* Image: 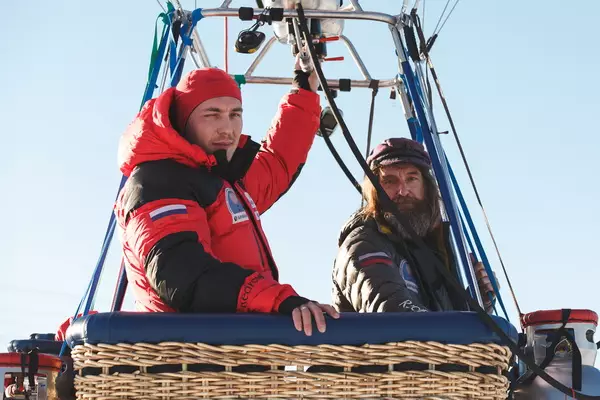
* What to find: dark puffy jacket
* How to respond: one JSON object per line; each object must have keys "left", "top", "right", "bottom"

{"left": 114, "top": 85, "right": 320, "bottom": 314}
{"left": 332, "top": 212, "right": 469, "bottom": 313}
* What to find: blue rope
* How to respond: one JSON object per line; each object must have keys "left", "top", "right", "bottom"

{"left": 58, "top": 274, "right": 94, "bottom": 356}
{"left": 414, "top": 62, "right": 506, "bottom": 315}
{"left": 458, "top": 207, "right": 498, "bottom": 315}
{"left": 404, "top": 46, "right": 509, "bottom": 321}
{"left": 109, "top": 19, "right": 173, "bottom": 313}
{"left": 445, "top": 155, "right": 510, "bottom": 321}
{"left": 396, "top": 72, "right": 423, "bottom": 143}
{"left": 401, "top": 59, "right": 479, "bottom": 301}
{"left": 395, "top": 73, "right": 465, "bottom": 291}
{"left": 144, "top": 17, "right": 171, "bottom": 105}
{"left": 59, "top": 12, "right": 173, "bottom": 355}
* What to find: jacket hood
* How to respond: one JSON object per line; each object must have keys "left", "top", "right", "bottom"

{"left": 118, "top": 88, "right": 220, "bottom": 177}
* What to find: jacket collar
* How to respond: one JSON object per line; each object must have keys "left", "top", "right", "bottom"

{"left": 118, "top": 88, "right": 260, "bottom": 181}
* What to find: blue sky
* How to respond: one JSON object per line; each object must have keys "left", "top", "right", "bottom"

{"left": 1, "top": 0, "right": 599, "bottom": 354}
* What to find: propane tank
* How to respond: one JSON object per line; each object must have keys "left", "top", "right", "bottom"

{"left": 514, "top": 309, "right": 600, "bottom": 399}
{"left": 1, "top": 352, "right": 62, "bottom": 400}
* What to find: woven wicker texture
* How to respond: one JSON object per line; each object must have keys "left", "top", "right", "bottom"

{"left": 72, "top": 341, "right": 511, "bottom": 399}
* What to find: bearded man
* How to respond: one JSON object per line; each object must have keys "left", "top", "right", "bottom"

{"left": 331, "top": 138, "right": 496, "bottom": 313}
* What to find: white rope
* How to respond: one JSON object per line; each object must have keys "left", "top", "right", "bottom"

{"left": 155, "top": 0, "right": 167, "bottom": 13}
{"left": 436, "top": 0, "right": 461, "bottom": 36}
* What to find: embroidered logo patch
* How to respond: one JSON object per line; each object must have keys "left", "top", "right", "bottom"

{"left": 225, "top": 187, "right": 249, "bottom": 224}
{"left": 400, "top": 259, "right": 419, "bottom": 294}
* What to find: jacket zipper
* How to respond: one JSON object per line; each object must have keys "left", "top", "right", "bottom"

{"left": 231, "top": 184, "right": 279, "bottom": 280}
{"left": 250, "top": 229, "right": 267, "bottom": 267}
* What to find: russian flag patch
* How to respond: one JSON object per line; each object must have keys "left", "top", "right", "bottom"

{"left": 149, "top": 204, "right": 187, "bottom": 221}
{"left": 357, "top": 252, "right": 393, "bottom": 267}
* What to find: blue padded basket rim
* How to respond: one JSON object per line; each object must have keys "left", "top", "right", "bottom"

{"left": 66, "top": 311, "right": 518, "bottom": 348}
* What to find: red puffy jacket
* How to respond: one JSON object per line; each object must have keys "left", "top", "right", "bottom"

{"left": 114, "top": 86, "right": 320, "bottom": 314}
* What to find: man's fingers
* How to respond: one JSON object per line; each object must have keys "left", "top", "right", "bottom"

{"left": 292, "top": 302, "right": 341, "bottom": 336}
{"left": 319, "top": 304, "right": 340, "bottom": 319}
{"left": 479, "top": 278, "right": 492, "bottom": 291}
{"left": 292, "top": 308, "right": 303, "bottom": 332}
{"left": 475, "top": 264, "right": 489, "bottom": 280}
{"left": 308, "top": 302, "right": 327, "bottom": 333}
{"left": 474, "top": 262, "right": 502, "bottom": 293}
{"left": 291, "top": 304, "right": 313, "bottom": 336}
{"left": 301, "top": 305, "right": 313, "bottom": 336}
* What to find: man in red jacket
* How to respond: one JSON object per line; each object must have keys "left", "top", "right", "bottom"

{"left": 114, "top": 55, "right": 338, "bottom": 336}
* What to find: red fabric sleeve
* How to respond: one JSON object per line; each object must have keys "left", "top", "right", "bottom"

{"left": 242, "top": 89, "right": 321, "bottom": 213}
{"left": 237, "top": 272, "right": 300, "bottom": 313}
{"left": 124, "top": 198, "right": 214, "bottom": 264}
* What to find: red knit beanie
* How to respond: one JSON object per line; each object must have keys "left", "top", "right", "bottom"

{"left": 172, "top": 68, "right": 242, "bottom": 132}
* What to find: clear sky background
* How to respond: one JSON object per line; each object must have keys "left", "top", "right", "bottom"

{"left": 1, "top": 0, "right": 598, "bottom": 355}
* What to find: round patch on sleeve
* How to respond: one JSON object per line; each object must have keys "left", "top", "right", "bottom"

{"left": 225, "top": 187, "right": 249, "bottom": 224}
{"left": 400, "top": 259, "right": 419, "bottom": 294}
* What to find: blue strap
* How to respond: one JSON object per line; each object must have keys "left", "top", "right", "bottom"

{"left": 396, "top": 73, "right": 423, "bottom": 143}
{"left": 60, "top": 8, "right": 173, "bottom": 355}
{"left": 181, "top": 9, "right": 204, "bottom": 46}
{"left": 169, "top": 8, "right": 204, "bottom": 87}
{"left": 445, "top": 154, "right": 509, "bottom": 321}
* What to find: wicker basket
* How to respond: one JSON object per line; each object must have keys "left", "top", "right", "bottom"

{"left": 71, "top": 340, "right": 511, "bottom": 399}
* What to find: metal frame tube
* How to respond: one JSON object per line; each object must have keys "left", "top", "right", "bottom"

{"left": 291, "top": 18, "right": 308, "bottom": 58}
{"left": 186, "top": 7, "right": 395, "bottom": 84}
{"left": 216, "top": 0, "right": 366, "bottom": 12}
{"left": 192, "top": 29, "right": 212, "bottom": 67}
{"left": 240, "top": 33, "right": 375, "bottom": 83}
{"left": 159, "top": 53, "right": 170, "bottom": 92}
{"left": 339, "top": 35, "right": 371, "bottom": 80}
{"left": 245, "top": 36, "right": 277, "bottom": 76}
{"left": 395, "top": 79, "right": 422, "bottom": 142}
{"left": 241, "top": 76, "right": 396, "bottom": 88}
{"left": 199, "top": 8, "right": 397, "bottom": 26}
{"left": 189, "top": 48, "right": 203, "bottom": 69}
{"left": 349, "top": 0, "right": 364, "bottom": 12}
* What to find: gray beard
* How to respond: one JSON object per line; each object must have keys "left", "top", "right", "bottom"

{"left": 382, "top": 204, "right": 435, "bottom": 239}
